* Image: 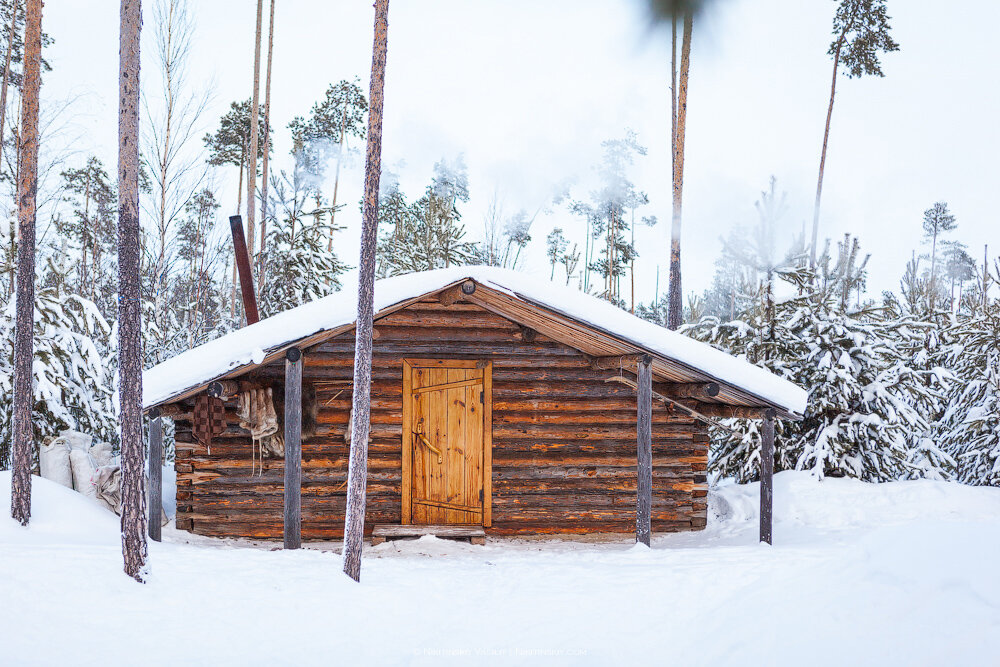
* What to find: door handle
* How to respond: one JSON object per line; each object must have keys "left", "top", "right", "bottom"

{"left": 414, "top": 431, "right": 444, "bottom": 464}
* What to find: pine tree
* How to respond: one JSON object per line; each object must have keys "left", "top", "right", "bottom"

{"left": 810, "top": 0, "right": 899, "bottom": 266}
{"left": 569, "top": 131, "right": 651, "bottom": 303}
{"left": 546, "top": 227, "right": 568, "bottom": 280}
{"left": 686, "top": 230, "right": 945, "bottom": 482}
{"left": 9, "top": 0, "right": 41, "bottom": 526}
{"left": 344, "top": 0, "right": 389, "bottom": 583}
{"left": 376, "top": 161, "right": 476, "bottom": 277}
{"left": 117, "top": 0, "right": 148, "bottom": 582}
{"left": 936, "top": 267, "right": 1000, "bottom": 485}
{"left": 56, "top": 157, "right": 118, "bottom": 315}
{"left": 921, "top": 201, "right": 957, "bottom": 311}
{"left": 0, "top": 284, "right": 117, "bottom": 466}
{"left": 257, "top": 0, "right": 275, "bottom": 265}
{"left": 667, "top": 9, "right": 692, "bottom": 329}
{"left": 245, "top": 0, "right": 265, "bottom": 274}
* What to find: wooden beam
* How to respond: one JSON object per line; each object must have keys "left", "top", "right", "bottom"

{"left": 760, "top": 408, "right": 776, "bottom": 545}
{"left": 207, "top": 379, "right": 267, "bottom": 400}
{"left": 590, "top": 354, "right": 645, "bottom": 371}
{"left": 659, "top": 381, "right": 720, "bottom": 400}
{"left": 148, "top": 409, "right": 162, "bottom": 542}
{"left": 437, "top": 280, "right": 476, "bottom": 306}
{"left": 636, "top": 354, "right": 652, "bottom": 546}
{"left": 284, "top": 347, "right": 303, "bottom": 549}
{"left": 679, "top": 402, "right": 770, "bottom": 420}
{"left": 156, "top": 403, "right": 189, "bottom": 419}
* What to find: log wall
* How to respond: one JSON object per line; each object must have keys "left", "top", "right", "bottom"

{"left": 173, "top": 299, "right": 709, "bottom": 539}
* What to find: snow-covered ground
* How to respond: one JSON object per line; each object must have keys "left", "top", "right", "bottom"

{"left": 2, "top": 471, "right": 998, "bottom": 666}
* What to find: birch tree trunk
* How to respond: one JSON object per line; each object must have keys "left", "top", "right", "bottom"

{"left": 666, "top": 11, "right": 692, "bottom": 330}
{"left": 9, "top": 0, "right": 41, "bottom": 525}
{"left": 257, "top": 0, "right": 275, "bottom": 271}
{"left": 245, "top": 0, "right": 263, "bottom": 274}
{"left": 117, "top": 0, "right": 148, "bottom": 582}
{"left": 343, "top": 0, "right": 389, "bottom": 583}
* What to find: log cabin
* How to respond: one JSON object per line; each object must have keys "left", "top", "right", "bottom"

{"left": 142, "top": 267, "right": 806, "bottom": 545}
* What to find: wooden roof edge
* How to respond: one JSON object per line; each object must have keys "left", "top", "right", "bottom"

{"left": 142, "top": 279, "right": 473, "bottom": 411}
{"left": 470, "top": 284, "right": 803, "bottom": 421}
{"left": 144, "top": 276, "right": 804, "bottom": 422}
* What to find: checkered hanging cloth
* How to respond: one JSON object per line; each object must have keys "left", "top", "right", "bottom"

{"left": 193, "top": 394, "right": 226, "bottom": 453}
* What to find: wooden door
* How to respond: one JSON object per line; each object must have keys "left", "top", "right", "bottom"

{"left": 402, "top": 359, "right": 492, "bottom": 526}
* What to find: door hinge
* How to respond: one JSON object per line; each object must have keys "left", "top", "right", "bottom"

{"left": 480, "top": 390, "right": 484, "bottom": 403}
{"left": 479, "top": 488, "right": 484, "bottom": 502}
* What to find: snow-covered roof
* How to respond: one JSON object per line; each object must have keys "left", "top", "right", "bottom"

{"left": 143, "top": 266, "right": 807, "bottom": 415}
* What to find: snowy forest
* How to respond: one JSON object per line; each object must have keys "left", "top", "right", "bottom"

{"left": 0, "top": 0, "right": 997, "bottom": 499}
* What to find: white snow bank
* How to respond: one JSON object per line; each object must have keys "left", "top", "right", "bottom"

{"left": 3, "top": 470, "right": 999, "bottom": 665}
{"left": 143, "top": 266, "right": 807, "bottom": 414}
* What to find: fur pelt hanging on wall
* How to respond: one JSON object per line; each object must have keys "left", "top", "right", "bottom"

{"left": 236, "top": 382, "right": 318, "bottom": 460}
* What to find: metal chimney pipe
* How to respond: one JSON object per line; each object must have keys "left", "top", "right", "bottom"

{"left": 229, "top": 215, "right": 260, "bottom": 325}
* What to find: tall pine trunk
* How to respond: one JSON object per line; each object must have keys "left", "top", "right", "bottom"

{"left": 9, "top": 0, "right": 41, "bottom": 523}
{"left": 117, "top": 0, "right": 148, "bottom": 582}
{"left": 327, "top": 109, "right": 347, "bottom": 255}
{"left": 810, "top": 25, "right": 849, "bottom": 268}
{"left": 343, "top": 0, "right": 389, "bottom": 583}
{"left": 244, "top": 0, "right": 263, "bottom": 275}
{"left": 257, "top": 0, "right": 275, "bottom": 272}
{"left": 667, "top": 11, "right": 692, "bottom": 330}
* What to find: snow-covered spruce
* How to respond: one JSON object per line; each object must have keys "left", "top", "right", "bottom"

{"left": 0, "top": 288, "right": 116, "bottom": 465}
{"left": 684, "top": 255, "right": 949, "bottom": 483}
{"left": 936, "top": 308, "right": 1000, "bottom": 485}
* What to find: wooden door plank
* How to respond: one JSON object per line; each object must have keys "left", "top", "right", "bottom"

{"left": 466, "top": 380, "right": 483, "bottom": 519}
{"left": 401, "top": 359, "right": 413, "bottom": 525}
{"left": 483, "top": 361, "right": 493, "bottom": 528}
{"left": 428, "top": 368, "right": 448, "bottom": 523}
{"left": 412, "top": 377, "right": 483, "bottom": 394}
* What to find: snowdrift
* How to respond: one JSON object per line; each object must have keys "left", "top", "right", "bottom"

{"left": 2, "top": 471, "right": 998, "bottom": 666}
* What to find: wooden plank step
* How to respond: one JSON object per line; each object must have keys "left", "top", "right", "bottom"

{"left": 371, "top": 524, "right": 486, "bottom": 545}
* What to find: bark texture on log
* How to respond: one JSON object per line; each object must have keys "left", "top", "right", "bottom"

{"left": 343, "top": 0, "right": 389, "bottom": 582}
{"left": 9, "top": 0, "right": 42, "bottom": 526}
{"left": 636, "top": 355, "right": 653, "bottom": 545}
{"left": 148, "top": 413, "right": 163, "bottom": 542}
{"left": 759, "top": 409, "right": 775, "bottom": 545}
{"left": 284, "top": 348, "right": 303, "bottom": 549}
{"left": 117, "top": 0, "right": 148, "bottom": 582}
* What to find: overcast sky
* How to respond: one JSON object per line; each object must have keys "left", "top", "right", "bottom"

{"left": 40, "top": 0, "right": 999, "bottom": 304}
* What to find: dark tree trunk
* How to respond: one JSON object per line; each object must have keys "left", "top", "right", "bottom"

{"left": 343, "top": 0, "right": 390, "bottom": 582}
{"left": 148, "top": 411, "right": 162, "bottom": 542}
{"left": 283, "top": 348, "right": 302, "bottom": 550}
{"left": 9, "top": 0, "right": 41, "bottom": 524}
{"left": 759, "top": 409, "right": 775, "bottom": 544}
{"left": 635, "top": 355, "right": 653, "bottom": 545}
{"left": 667, "top": 11, "right": 692, "bottom": 330}
{"left": 117, "top": 0, "right": 148, "bottom": 582}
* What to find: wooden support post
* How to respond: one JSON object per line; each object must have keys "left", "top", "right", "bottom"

{"left": 636, "top": 354, "right": 653, "bottom": 546}
{"left": 284, "top": 347, "right": 303, "bottom": 549}
{"left": 148, "top": 408, "right": 162, "bottom": 542}
{"left": 760, "top": 408, "right": 776, "bottom": 545}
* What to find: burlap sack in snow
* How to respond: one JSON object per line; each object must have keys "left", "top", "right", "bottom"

{"left": 61, "top": 430, "right": 96, "bottom": 499}
{"left": 93, "top": 464, "right": 169, "bottom": 526}
{"left": 39, "top": 437, "right": 74, "bottom": 488}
